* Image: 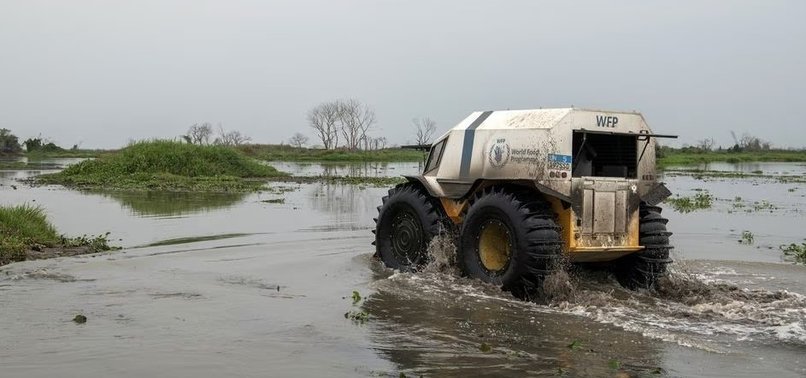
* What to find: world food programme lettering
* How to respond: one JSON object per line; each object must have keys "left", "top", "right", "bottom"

{"left": 596, "top": 115, "right": 619, "bottom": 128}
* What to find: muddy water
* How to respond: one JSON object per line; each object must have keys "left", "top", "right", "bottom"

{"left": 1, "top": 162, "right": 805, "bottom": 377}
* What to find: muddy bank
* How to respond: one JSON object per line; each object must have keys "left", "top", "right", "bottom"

{"left": 1, "top": 244, "right": 116, "bottom": 267}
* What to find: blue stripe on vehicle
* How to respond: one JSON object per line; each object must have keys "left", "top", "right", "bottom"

{"left": 459, "top": 111, "right": 493, "bottom": 178}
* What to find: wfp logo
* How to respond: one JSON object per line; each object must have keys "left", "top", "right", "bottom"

{"left": 488, "top": 138, "right": 511, "bottom": 168}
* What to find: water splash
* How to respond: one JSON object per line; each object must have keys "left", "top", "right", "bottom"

{"left": 422, "top": 231, "right": 459, "bottom": 275}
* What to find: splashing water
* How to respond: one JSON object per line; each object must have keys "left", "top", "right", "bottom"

{"left": 422, "top": 231, "right": 459, "bottom": 275}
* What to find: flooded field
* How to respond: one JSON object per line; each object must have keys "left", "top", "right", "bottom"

{"left": 1, "top": 161, "right": 805, "bottom": 377}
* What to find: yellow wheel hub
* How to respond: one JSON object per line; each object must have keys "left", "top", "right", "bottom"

{"left": 478, "top": 221, "right": 511, "bottom": 272}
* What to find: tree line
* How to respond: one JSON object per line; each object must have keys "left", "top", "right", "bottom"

{"left": 1, "top": 102, "right": 439, "bottom": 154}
{"left": 303, "top": 98, "right": 436, "bottom": 150}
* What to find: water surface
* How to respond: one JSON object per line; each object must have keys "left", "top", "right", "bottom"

{"left": 1, "top": 161, "right": 804, "bottom": 377}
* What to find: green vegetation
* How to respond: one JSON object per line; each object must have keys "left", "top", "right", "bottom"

{"left": 779, "top": 243, "right": 806, "bottom": 263}
{"left": 729, "top": 197, "right": 779, "bottom": 213}
{"left": 237, "top": 144, "right": 424, "bottom": 162}
{"left": 344, "top": 310, "right": 370, "bottom": 324}
{"left": 665, "top": 191, "right": 713, "bottom": 213}
{"left": 0, "top": 204, "right": 116, "bottom": 266}
{"left": 739, "top": 231, "right": 754, "bottom": 245}
{"left": 344, "top": 289, "right": 370, "bottom": 324}
{"left": 658, "top": 148, "right": 806, "bottom": 167}
{"left": 0, "top": 204, "right": 58, "bottom": 262}
{"left": 37, "top": 140, "right": 287, "bottom": 192}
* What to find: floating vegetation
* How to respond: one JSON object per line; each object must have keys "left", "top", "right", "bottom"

{"left": 567, "top": 340, "right": 583, "bottom": 350}
{"left": 665, "top": 191, "right": 713, "bottom": 213}
{"left": 344, "top": 290, "right": 369, "bottom": 324}
{"left": 739, "top": 231, "right": 754, "bottom": 245}
{"left": 727, "top": 197, "right": 779, "bottom": 213}
{"left": 752, "top": 200, "right": 777, "bottom": 211}
{"left": 779, "top": 243, "right": 806, "bottom": 263}
{"left": 663, "top": 169, "right": 806, "bottom": 184}
{"left": 260, "top": 198, "right": 285, "bottom": 204}
{"left": 344, "top": 310, "right": 370, "bottom": 324}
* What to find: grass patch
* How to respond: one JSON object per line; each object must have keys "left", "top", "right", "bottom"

{"left": 665, "top": 191, "right": 713, "bottom": 213}
{"left": 658, "top": 149, "right": 806, "bottom": 167}
{"left": 0, "top": 204, "right": 116, "bottom": 265}
{"left": 237, "top": 144, "right": 425, "bottom": 162}
{"left": 37, "top": 140, "right": 287, "bottom": 192}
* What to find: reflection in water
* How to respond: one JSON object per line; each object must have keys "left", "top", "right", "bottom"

{"left": 307, "top": 183, "right": 380, "bottom": 228}
{"left": 269, "top": 161, "right": 423, "bottom": 178}
{"left": 98, "top": 191, "right": 248, "bottom": 217}
{"left": 666, "top": 161, "right": 806, "bottom": 176}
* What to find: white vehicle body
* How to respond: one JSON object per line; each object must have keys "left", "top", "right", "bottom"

{"left": 409, "top": 108, "right": 673, "bottom": 262}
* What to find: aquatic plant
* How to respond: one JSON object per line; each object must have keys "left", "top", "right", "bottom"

{"left": 665, "top": 191, "right": 714, "bottom": 213}
{"left": 739, "top": 231, "right": 754, "bottom": 245}
{"left": 344, "top": 310, "right": 370, "bottom": 324}
{"left": 779, "top": 243, "right": 806, "bottom": 263}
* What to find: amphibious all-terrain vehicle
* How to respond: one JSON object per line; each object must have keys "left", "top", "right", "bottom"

{"left": 374, "top": 108, "right": 676, "bottom": 296}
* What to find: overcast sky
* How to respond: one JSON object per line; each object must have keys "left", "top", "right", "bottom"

{"left": 1, "top": 1, "right": 804, "bottom": 149}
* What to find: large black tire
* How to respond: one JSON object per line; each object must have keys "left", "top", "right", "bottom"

{"left": 374, "top": 183, "right": 445, "bottom": 271}
{"left": 459, "top": 187, "right": 563, "bottom": 298}
{"left": 616, "top": 203, "right": 673, "bottom": 289}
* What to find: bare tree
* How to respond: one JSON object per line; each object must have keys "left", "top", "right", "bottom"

{"left": 413, "top": 117, "right": 436, "bottom": 145}
{"left": 186, "top": 123, "right": 213, "bottom": 145}
{"left": 308, "top": 102, "right": 341, "bottom": 149}
{"left": 289, "top": 132, "right": 309, "bottom": 148}
{"left": 214, "top": 124, "right": 251, "bottom": 146}
{"left": 739, "top": 133, "right": 770, "bottom": 151}
{"left": 338, "top": 99, "right": 376, "bottom": 150}
{"left": 370, "top": 136, "right": 387, "bottom": 150}
{"left": 696, "top": 138, "right": 716, "bottom": 152}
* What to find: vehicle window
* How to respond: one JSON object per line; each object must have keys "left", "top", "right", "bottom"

{"left": 424, "top": 138, "right": 447, "bottom": 173}
{"left": 571, "top": 132, "right": 637, "bottom": 178}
